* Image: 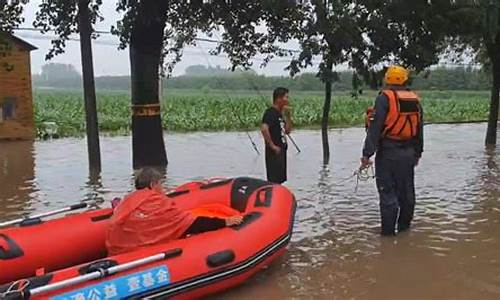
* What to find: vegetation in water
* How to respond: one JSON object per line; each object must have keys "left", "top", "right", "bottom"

{"left": 33, "top": 89, "right": 490, "bottom": 137}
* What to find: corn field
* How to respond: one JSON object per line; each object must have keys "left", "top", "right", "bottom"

{"left": 33, "top": 89, "right": 491, "bottom": 137}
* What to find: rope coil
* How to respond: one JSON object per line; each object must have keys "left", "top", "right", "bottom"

{"left": 354, "top": 165, "right": 375, "bottom": 193}
{"left": 307, "top": 165, "right": 375, "bottom": 199}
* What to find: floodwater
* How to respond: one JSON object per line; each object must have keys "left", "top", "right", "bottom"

{"left": 1, "top": 124, "right": 499, "bottom": 299}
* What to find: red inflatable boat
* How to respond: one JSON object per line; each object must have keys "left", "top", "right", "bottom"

{"left": 0, "top": 177, "right": 296, "bottom": 299}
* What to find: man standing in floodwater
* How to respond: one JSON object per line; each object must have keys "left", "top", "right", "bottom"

{"left": 261, "top": 87, "right": 292, "bottom": 184}
{"left": 361, "top": 66, "right": 424, "bottom": 236}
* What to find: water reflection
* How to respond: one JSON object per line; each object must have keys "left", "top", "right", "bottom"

{"left": 0, "top": 124, "right": 499, "bottom": 299}
{"left": 82, "top": 174, "right": 106, "bottom": 207}
{"left": 0, "top": 141, "right": 37, "bottom": 220}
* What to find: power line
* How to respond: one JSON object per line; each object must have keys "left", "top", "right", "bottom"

{"left": 14, "top": 31, "right": 322, "bottom": 64}
{"left": 15, "top": 33, "right": 118, "bottom": 46}
{"left": 14, "top": 27, "right": 302, "bottom": 53}
{"left": 13, "top": 27, "right": 483, "bottom": 68}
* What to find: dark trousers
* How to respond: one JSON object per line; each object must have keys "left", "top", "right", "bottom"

{"left": 265, "top": 149, "right": 287, "bottom": 184}
{"left": 375, "top": 146, "right": 416, "bottom": 235}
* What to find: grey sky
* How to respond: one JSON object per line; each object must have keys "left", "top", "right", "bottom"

{"left": 14, "top": 1, "right": 476, "bottom": 77}
{"left": 14, "top": 1, "right": 323, "bottom": 77}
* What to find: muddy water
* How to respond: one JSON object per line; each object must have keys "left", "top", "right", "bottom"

{"left": 1, "top": 124, "right": 499, "bottom": 299}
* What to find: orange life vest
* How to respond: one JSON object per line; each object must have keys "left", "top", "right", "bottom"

{"left": 365, "top": 89, "right": 421, "bottom": 141}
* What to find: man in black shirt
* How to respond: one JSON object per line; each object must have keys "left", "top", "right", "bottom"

{"left": 261, "top": 87, "right": 292, "bottom": 184}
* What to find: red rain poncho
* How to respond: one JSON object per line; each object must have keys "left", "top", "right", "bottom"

{"left": 106, "top": 189, "right": 196, "bottom": 255}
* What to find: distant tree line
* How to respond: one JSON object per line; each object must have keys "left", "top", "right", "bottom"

{"left": 33, "top": 64, "right": 491, "bottom": 92}
{"left": 184, "top": 65, "right": 257, "bottom": 77}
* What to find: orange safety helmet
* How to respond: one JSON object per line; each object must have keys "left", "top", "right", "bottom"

{"left": 384, "top": 65, "right": 409, "bottom": 86}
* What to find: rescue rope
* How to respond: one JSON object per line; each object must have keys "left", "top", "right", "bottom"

{"left": 197, "top": 30, "right": 301, "bottom": 154}
{"left": 238, "top": 71, "right": 302, "bottom": 154}
{"left": 195, "top": 43, "right": 260, "bottom": 156}
{"left": 354, "top": 165, "right": 375, "bottom": 193}
{"left": 308, "top": 164, "right": 375, "bottom": 198}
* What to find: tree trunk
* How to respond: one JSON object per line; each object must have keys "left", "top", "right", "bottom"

{"left": 322, "top": 61, "right": 333, "bottom": 165}
{"left": 485, "top": 56, "right": 500, "bottom": 146}
{"left": 77, "top": 0, "right": 101, "bottom": 177}
{"left": 130, "top": 1, "right": 168, "bottom": 169}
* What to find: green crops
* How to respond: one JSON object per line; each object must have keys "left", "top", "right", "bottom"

{"left": 33, "top": 89, "right": 491, "bottom": 137}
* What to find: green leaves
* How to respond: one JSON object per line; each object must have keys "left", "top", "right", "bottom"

{"left": 33, "top": 0, "right": 104, "bottom": 60}
{"left": 0, "top": 0, "right": 29, "bottom": 59}
{"left": 0, "top": 0, "right": 29, "bottom": 32}
{"left": 33, "top": 89, "right": 491, "bottom": 136}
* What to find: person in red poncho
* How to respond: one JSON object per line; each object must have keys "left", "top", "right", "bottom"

{"left": 106, "top": 168, "right": 243, "bottom": 255}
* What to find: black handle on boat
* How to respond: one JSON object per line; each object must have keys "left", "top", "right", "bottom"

{"left": 0, "top": 202, "right": 89, "bottom": 228}
{"left": 70, "top": 203, "right": 88, "bottom": 210}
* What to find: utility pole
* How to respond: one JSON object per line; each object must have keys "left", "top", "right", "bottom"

{"left": 78, "top": 0, "right": 102, "bottom": 176}
{"left": 485, "top": 0, "right": 499, "bottom": 146}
